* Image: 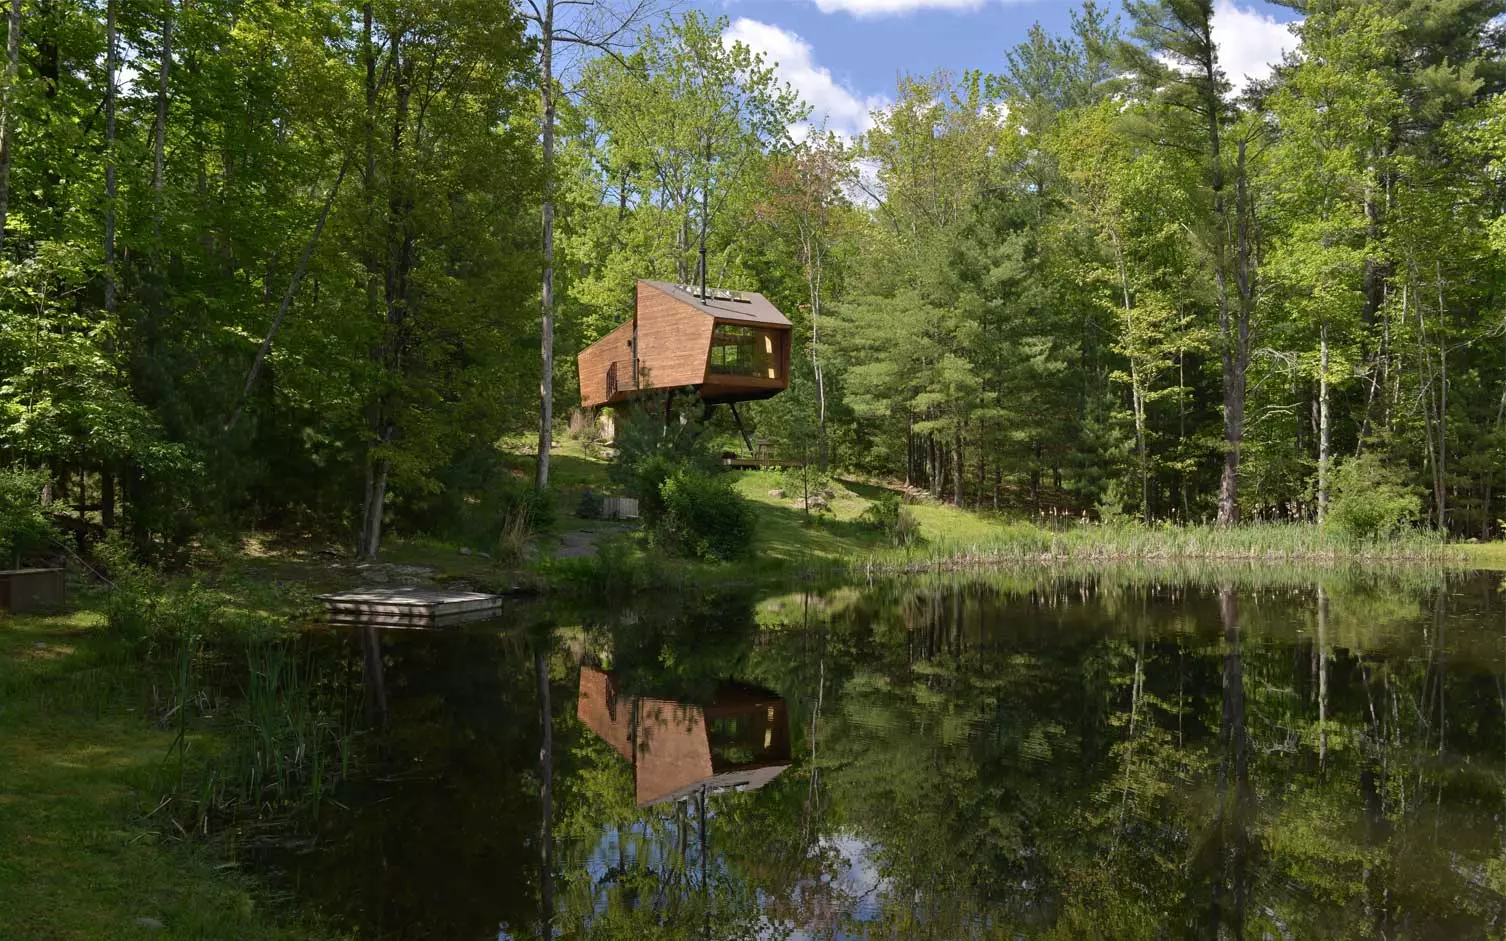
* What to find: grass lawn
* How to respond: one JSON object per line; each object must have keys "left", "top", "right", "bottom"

{"left": 0, "top": 607, "right": 335, "bottom": 941}
{"left": 1459, "top": 542, "right": 1506, "bottom": 570}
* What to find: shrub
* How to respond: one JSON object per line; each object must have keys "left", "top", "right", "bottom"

{"left": 607, "top": 395, "right": 718, "bottom": 515}
{"left": 577, "top": 488, "right": 604, "bottom": 520}
{"left": 631, "top": 452, "right": 679, "bottom": 528}
{"left": 860, "top": 492, "right": 920, "bottom": 547}
{"left": 656, "top": 469, "right": 756, "bottom": 562}
{"left": 1326, "top": 454, "right": 1421, "bottom": 541}
{"left": 0, "top": 467, "right": 58, "bottom": 567}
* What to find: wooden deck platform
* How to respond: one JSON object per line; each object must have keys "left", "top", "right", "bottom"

{"left": 316, "top": 587, "right": 505, "bottom": 628}
{"left": 720, "top": 457, "right": 804, "bottom": 469}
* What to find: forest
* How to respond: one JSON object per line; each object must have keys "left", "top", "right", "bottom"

{"left": 2, "top": 0, "right": 1505, "bottom": 558}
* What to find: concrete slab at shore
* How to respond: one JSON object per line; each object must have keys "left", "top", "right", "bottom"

{"left": 316, "top": 587, "right": 504, "bottom": 628}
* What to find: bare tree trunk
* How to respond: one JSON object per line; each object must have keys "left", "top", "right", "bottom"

{"left": 1317, "top": 322, "right": 1330, "bottom": 525}
{"left": 1435, "top": 262, "right": 1448, "bottom": 532}
{"left": 808, "top": 230, "right": 829, "bottom": 472}
{"left": 1113, "top": 234, "right": 1150, "bottom": 523}
{"left": 0, "top": 0, "right": 21, "bottom": 253}
{"left": 360, "top": 457, "right": 389, "bottom": 559}
{"left": 535, "top": 0, "right": 556, "bottom": 492}
{"left": 104, "top": 0, "right": 117, "bottom": 317}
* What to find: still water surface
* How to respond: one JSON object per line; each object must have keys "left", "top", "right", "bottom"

{"left": 251, "top": 572, "right": 1506, "bottom": 939}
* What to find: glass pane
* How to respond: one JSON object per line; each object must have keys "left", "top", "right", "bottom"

{"left": 709, "top": 325, "right": 779, "bottom": 379}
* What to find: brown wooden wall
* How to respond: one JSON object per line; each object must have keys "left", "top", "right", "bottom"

{"left": 635, "top": 281, "right": 715, "bottom": 391}
{"left": 578, "top": 281, "right": 793, "bottom": 408}
{"left": 576, "top": 319, "right": 635, "bottom": 408}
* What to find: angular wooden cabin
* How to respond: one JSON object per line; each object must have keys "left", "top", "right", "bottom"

{"left": 577, "top": 280, "right": 792, "bottom": 409}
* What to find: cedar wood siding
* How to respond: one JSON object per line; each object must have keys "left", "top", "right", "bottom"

{"left": 575, "top": 280, "right": 792, "bottom": 408}
{"left": 634, "top": 281, "right": 716, "bottom": 391}
{"left": 576, "top": 319, "right": 635, "bottom": 408}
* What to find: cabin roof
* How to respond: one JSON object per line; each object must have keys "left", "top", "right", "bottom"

{"left": 641, "top": 280, "right": 792, "bottom": 327}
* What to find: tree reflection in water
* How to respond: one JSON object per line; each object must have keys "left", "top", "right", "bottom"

{"left": 252, "top": 573, "right": 1506, "bottom": 939}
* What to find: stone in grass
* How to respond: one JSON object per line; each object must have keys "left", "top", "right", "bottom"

{"left": 768, "top": 489, "right": 786, "bottom": 499}
{"left": 135, "top": 916, "right": 165, "bottom": 931}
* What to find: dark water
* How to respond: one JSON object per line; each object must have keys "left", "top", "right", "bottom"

{"left": 251, "top": 572, "right": 1506, "bottom": 939}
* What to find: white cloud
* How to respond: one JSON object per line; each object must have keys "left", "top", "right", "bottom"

{"left": 723, "top": 18, "right": 888, "bottom": 138}
{"left": 809, "top": 0, "right": 986, "bottom": 16}
{"left": 1213, "top": 0, "right": 1299, "bottom": 92}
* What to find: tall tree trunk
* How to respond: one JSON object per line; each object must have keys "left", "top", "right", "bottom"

{"left": 0, "top": 0, "right": 21, "bottom": 254}
{"left": 535, "top": 0, "right": 556, "bottom": 492}
{"left": 1218, "top": 141, "right": 1255, "bottom": 526}
{"left": 360, "top": 457, "right": 389, "bottom": 559}
{"left": 361, "top": 27, "right": 412, "bottom": 561}
{"left": 1435, "top": 262, "right": 1448, "bottom": 531}
{"left": 1317, "top": 322, "right": 1330, "bottom": 525}
{"left": 104, "top": 0, "right": 117, "bottom": 317}
{"left": 152, "top": 1, "right": 172, "bottom": 241}
{"left": 809, "top": 235, "right": 828, "bottom": 471}
{"left": 1113, "top": 234, "right": 1150, "bottom": 523}
{"left": 953, "top": 423, "right": 964, "bottom": 507}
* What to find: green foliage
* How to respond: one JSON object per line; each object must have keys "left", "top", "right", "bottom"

{"left": 656, "top": 468, "right": 757, "bottom": 561}
{"left": 1326, "top": 455, "right": 1422, "bottom": 542}
{"left": 608, "top": 396, "right": 721, "bottom": 527}
{"left": 860, "top": 492, "right": 921, "bottom": 546}
{"left": 0, "top": 467, "right": 57, "bottom": 566}
{"left": 576, "top": 488, "right": 605, "bottom": 520}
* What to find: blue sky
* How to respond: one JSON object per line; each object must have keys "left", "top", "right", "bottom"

{"left": 706, "top": 0, "right": 1304, "bottom": 138}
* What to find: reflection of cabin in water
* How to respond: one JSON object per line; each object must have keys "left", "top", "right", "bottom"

{"left": 577, "top": 280, "right": 792, "bottom": 409}
{"left": 577, "top": 666, "right": 791, "bottom": 807}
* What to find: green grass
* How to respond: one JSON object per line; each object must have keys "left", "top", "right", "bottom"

{"left": 0, "top": 607, "right": 338, "bottom": 941}
{"left": 729, "top": 469, "right": 1461, "bottom": 572}
{"left": 1459, "top": 542, "right": 1506, "bottom": 571}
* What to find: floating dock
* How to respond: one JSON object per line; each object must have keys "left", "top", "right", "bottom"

{"left": 316, "top": 587, "right": 505, "bottom": 628}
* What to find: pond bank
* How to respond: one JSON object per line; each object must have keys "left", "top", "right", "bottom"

{"left": 0, "top": 607, "right": 337, "bottom": 940}
{"left": 0, "top": 510, "right": 1487, "bottom": 938}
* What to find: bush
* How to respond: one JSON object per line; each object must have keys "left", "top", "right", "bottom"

{"left": 0, "top": 467, "right": 58, "bottom": 567}
{"left": 607, "top": 395, "right": 718, "bottom": 516}
{"left": 631, "top": 452, "right": 679, "bottom": 528}
{"left": 577, "top": 488, "right": 604, "bottom": 520}
{"left": 1326, "top": 454, "right": 1421, "bottom": 541}
{"left": 656, "top": 469, "right": 756, "bottom": 562}
{"left": 860, "top": 492, "right": 920, "bottom": 547}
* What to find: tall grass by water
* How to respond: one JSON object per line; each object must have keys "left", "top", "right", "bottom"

{"left": 857, "top": 520, "right": 1457, "bottom": 573}
{"left": 94, "top": 543, "right": 363, "bottom": 835}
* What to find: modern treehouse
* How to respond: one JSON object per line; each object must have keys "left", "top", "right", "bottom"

{"left": 577, "top": 280, "right": 792, "bottom": 411}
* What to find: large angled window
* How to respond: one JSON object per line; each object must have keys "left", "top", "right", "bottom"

{"left": 708, "top": 324, "right": 780, "bottom": 379}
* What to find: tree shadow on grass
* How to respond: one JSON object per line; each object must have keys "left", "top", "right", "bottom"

{"left": 749, "top": 496, "right": 891, "bottom": 564}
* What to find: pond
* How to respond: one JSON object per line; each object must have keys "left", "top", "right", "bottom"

{"left": 246, "top": 571, "right": 1506, "bottom": 939}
